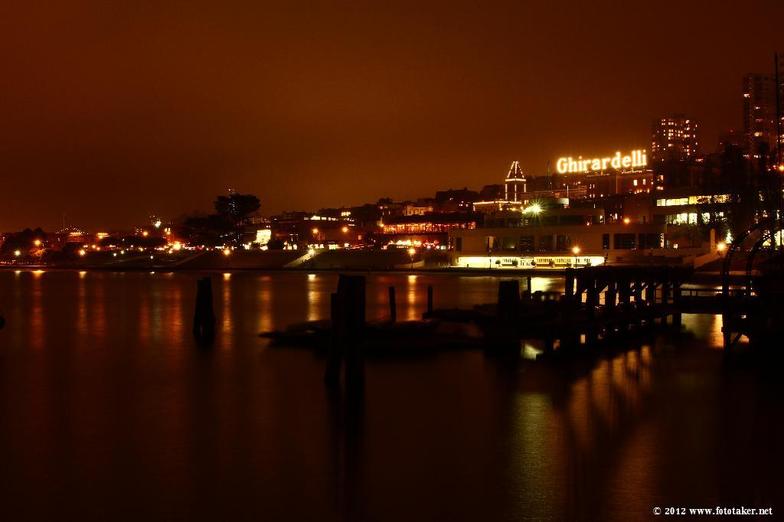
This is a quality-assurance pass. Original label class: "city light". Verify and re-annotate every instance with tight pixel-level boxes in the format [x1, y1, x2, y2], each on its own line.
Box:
[716, 241, 727, 253]
[623, 217, 631, 225]
[33, 239, 42, 247]
[223, 248, 232, 256]
[341, 226, 349, 233]
[78, 249, 86, 257]
[524, 203, 542, 215]
[13, 250, 21, 257]
[408, 247, 416, 256]
[311, 227, 319, 235]
[142, 230, 149, 237]
[571, 245, 581, 255]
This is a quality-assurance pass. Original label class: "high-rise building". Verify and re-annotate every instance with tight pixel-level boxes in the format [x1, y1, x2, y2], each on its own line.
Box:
[651, 115, 699, 162]
[743, 73, 777, 160]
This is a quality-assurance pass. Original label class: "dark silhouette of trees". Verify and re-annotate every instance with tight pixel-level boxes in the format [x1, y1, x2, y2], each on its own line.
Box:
[175, 192, 261, 247]
[0, 228, 46, 254]
[214, 193, 260, 243]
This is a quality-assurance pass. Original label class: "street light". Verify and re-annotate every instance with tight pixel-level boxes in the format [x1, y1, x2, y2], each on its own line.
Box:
[716, 241, 727, 254]
[571, 245, 581, 255]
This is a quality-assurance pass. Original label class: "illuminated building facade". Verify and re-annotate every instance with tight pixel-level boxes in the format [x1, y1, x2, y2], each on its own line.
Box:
[743, 72, 782, 161]
[504, 161, 527, 202]
[381, 213, 479, 248]
[651, 115, 699, 162]
[474, 162, 529, 213]
[449, 219, 667, 268]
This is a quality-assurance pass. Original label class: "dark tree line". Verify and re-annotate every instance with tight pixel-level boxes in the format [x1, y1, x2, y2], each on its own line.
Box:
[178, 193, 260, 246]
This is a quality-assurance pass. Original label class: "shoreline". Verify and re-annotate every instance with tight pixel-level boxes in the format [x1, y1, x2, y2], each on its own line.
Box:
[0, 263, 739, 284]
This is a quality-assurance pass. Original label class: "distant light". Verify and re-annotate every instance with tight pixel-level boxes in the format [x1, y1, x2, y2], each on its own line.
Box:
[308, 273, 316, 281]
[33, 239, 42, 247]
[778, 164, 784, 172]
[571, 245, 581, 255]
[311, 227, 319, 235]
[142, 230, 149, 237]
[408, 247, 416, 256]
[716, 241, 727, 253]
[623, 217, 631, 225]
[523, 203, 542, 215]
[223, 248, 232, 257]
[341, 226, 349, 233]
[172, 241, 182, 251]
[78, 249, 86, 257]
[13, 249, 21, 257]
[153, 219, 162, 229]
[223, 273, 231, 280]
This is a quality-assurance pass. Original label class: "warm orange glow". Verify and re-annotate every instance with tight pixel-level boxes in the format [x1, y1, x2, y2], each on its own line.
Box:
[311, 227, 319, 235]
[78, 249, 87, 257]
[407, 247, 416, 256]
[13, 249, 21, 257]
[223, 248, 232, 256]
[623, 217, 631, 225]
[33, 239, 42, 247]
[142, 230, 149, 237]
[716, 241, 727, 253]
[341, 225, 349, 233]
[571, 245, 581, 255]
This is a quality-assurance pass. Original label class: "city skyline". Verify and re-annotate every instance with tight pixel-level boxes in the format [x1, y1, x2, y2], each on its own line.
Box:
[2, 1, 783, 230]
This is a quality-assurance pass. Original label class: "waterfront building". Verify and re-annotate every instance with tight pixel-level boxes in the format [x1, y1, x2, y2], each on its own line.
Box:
[381, 212, 480, 248]
[449, 217, 667, 268]
[651, 115, 699, 162]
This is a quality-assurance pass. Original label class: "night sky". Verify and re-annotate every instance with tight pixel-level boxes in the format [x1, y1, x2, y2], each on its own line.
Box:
[2, 1, 783, 230]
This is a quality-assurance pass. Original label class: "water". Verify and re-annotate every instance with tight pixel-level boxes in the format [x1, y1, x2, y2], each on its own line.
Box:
[0, 270, 781, 521]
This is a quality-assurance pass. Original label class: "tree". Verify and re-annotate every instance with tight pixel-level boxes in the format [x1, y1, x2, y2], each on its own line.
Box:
[214, 193, 261, 244]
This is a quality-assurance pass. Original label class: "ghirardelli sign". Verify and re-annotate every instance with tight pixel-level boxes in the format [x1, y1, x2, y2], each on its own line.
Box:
[556, 150, 648, 174]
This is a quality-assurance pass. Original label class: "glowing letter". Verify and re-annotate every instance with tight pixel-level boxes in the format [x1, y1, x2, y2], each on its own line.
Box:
[556, 158, 568, 174]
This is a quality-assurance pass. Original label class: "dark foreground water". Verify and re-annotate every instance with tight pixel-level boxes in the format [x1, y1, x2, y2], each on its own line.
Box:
[0, 270, 781, 521]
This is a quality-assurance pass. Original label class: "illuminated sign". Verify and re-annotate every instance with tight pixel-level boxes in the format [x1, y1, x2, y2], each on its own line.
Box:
[556, 149, 647, 174]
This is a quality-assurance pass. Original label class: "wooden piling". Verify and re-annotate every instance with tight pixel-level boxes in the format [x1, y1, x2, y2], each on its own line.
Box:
[565, 268, 575, 301]
[497, 280, 520, 321]
[325, 275, 366, 391]
[192, 276, 216, 341]
[325, 292, 342, 386]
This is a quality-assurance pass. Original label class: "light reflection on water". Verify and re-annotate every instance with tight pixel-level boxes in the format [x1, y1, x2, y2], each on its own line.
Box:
[0, 270, 780, 521]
